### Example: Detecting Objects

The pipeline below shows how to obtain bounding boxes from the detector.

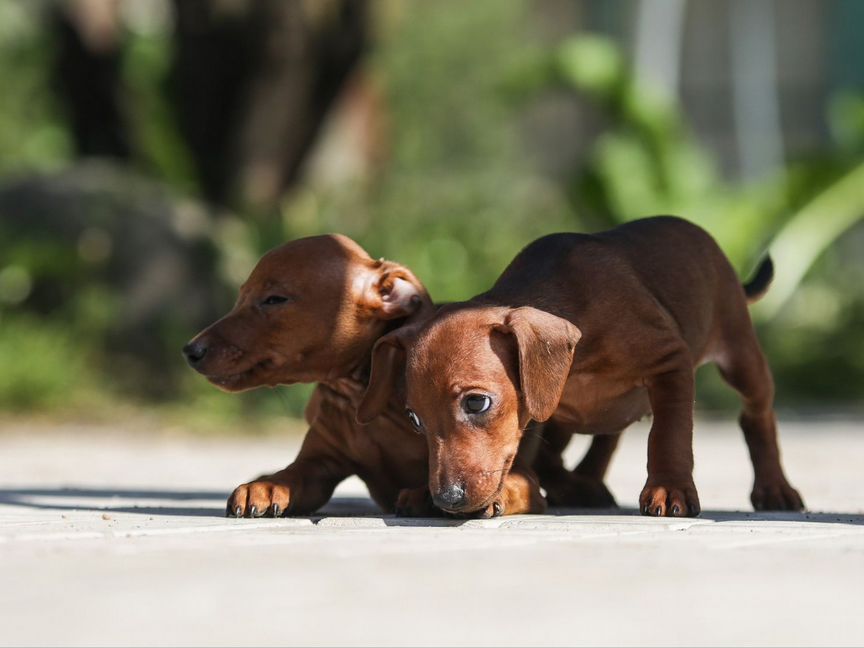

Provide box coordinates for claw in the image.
[492,501,503,517]
[249,505,259,518]
[271,503,281,518]
[671,504,681,516]
[654,505,663,516]
[234,505,242,518]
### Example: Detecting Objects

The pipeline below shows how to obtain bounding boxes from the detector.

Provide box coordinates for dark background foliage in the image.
[0,0,862,425]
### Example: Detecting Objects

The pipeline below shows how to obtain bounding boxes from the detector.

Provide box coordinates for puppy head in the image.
[183,234,431,391]
[359,305,580,514]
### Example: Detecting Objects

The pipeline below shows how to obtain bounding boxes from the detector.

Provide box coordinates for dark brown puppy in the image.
[358,217,804,517]
[183,234,546,517]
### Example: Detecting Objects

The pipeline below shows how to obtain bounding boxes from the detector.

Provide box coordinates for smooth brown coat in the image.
[359,217,804,517]
[183,235,546,517]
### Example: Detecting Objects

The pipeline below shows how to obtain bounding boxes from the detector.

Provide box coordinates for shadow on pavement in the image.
[0,486,228,517]
[1,487,862,526]
[0,487,386,519]
[547,506,864,526]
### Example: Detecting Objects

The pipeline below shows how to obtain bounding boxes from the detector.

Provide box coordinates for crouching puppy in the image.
[358,216,804,517]
[183,234,546,518]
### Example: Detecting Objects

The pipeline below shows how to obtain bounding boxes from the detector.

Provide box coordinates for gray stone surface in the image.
[0,418,862,646]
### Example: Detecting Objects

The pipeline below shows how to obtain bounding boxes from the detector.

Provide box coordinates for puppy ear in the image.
[356,330,409,424]
[494,307,581,422]
[362,261,431,321]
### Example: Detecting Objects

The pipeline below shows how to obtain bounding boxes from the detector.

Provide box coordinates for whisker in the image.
[520,425,553,448]
[273,387,294,419]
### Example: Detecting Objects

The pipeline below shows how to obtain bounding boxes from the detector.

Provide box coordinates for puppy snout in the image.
[182,339,209,368]
[432,481,469,511]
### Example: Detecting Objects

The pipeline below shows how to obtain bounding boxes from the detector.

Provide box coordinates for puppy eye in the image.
[406,408,422,430]
[261,295,290,306]
[463,394,492,414]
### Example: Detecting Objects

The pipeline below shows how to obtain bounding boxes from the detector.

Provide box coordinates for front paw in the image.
[545,473,617,508]
[227,476,293,518]
[751,478,804,511]
[470,480,548,519]
[394,486,442,517]
[640,478,700,517]
[470,500,506,519]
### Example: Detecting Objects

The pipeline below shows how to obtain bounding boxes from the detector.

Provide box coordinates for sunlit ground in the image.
[0,416,862,646]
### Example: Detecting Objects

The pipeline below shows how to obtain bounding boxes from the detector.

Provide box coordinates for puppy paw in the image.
[393,486,441,517]
[471,499,506,519]
[470,478,547,518]
[639,479,700,517]
[545,473,617,508]
[226,475,294,518]
[751,478,804,511]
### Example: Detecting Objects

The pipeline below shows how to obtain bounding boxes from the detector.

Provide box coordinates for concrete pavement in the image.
[0,417,862,646]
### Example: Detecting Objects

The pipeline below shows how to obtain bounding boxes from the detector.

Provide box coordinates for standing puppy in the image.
[358,217,804,517]
[183,234,546,517]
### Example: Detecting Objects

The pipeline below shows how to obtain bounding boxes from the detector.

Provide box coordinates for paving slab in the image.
[0,418,862,647]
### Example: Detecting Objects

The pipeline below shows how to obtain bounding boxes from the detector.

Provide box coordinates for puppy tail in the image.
[743,255,774,304]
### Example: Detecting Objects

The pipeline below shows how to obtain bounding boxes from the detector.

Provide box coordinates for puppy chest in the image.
[552,377,651,434]
[348,419,427,471]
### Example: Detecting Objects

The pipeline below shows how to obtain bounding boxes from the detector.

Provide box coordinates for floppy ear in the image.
[356,330,409,424]
[494,307,581,422]
[362,261,431,321]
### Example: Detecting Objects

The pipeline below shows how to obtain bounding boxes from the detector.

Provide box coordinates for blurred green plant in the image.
[0,314,102,411]
[278,0,574,302]
[534,34,864,408]
[0,2,862,419]
[0,2,72,175]
[123,26,200,196]
[538,35,864,281]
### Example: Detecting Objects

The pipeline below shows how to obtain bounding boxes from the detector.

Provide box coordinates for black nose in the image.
[432,482,468,511]
[182,340,208,367]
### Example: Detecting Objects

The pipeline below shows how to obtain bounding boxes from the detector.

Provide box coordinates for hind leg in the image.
[716,335,804,511]
[535,421,619,508]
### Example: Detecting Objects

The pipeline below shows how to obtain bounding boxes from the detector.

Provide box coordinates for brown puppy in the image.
[183,234,546,517]
[358,217,804,517]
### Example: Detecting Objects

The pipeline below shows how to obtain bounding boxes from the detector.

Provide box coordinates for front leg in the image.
[395,469,547,519]
[226,461,340,518]
[394,467,548,519]
[227,431,351,518]
[471,467,548,518]
[640,363,701,517]
[393,485,442,517]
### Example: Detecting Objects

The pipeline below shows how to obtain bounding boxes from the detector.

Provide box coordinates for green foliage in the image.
[0,2,862,418]
[123,28,200,195]
[280,0,574,302]
[0,314,102,411]
[756,162,864,315]
[0,2,72,175]
[549,34,864,280]
[538,33,864,407]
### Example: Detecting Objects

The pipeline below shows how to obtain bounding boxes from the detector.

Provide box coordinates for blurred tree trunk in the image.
[51,0,131,158]
[170,0,369,209]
